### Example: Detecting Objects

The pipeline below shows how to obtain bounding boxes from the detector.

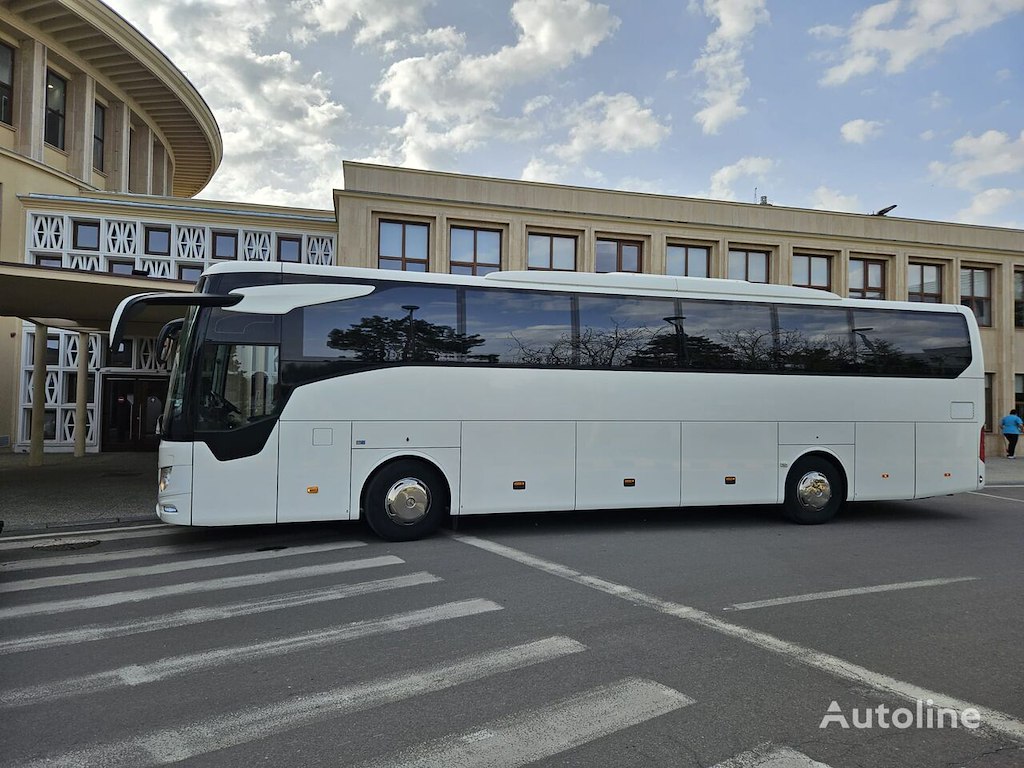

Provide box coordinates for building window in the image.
[667,244,709,278]
[960,267,992,326]
[450,226,501,275]
[35,255,62,268]
[379,220,429,271]
[1016,375,1024,418]
[0,43,13,126]
[93,103,106,172]
[908,263,942,303]
[728,248,769,283]
[985,373,993,432]
[793,253,831,290]
[1014,270,1024,328]
[528,233,576,271]
[596,238,642,273]
[849,257,886,299]
[44,70,67,149]
[144,226,171,256]
[178,265,203,282]
[212,231,237,260]
[108,260,134,275]
[277,235,301,263]
[72,221,100,251]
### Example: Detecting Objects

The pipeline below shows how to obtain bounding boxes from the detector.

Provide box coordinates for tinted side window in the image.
[302,284,461,362]
[851,308,971,376]
[577,294,678,368]
[776,306,854,373]
[464,288,573,365]
[678,300,774,371]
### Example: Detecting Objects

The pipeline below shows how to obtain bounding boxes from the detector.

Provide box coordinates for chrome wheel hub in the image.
[385,478,430,525]
[796,471,831,510]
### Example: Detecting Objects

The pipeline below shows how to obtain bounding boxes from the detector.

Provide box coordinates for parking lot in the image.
[1,476,1022,766]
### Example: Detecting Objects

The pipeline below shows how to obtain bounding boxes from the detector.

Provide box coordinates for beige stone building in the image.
[1,1,1022,458]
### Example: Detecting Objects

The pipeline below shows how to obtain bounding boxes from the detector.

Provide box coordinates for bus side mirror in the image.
[156,319,184,366]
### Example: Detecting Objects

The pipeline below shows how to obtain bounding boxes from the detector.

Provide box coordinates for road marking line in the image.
[19,636,586,768]
[3,540,264,572]
[724,577,978,612]
[0,555,403,620]
[977,485,1024,489]
[0,541,366,593]
[0,571,440,656]
[970,491,1024,504]
[355,677,693,768]
[711,743,832,767]
[0,525,175,549]
[0,598,502,709]
[451,533,1024,744]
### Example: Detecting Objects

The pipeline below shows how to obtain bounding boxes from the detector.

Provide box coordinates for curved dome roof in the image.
[14,0,222,197]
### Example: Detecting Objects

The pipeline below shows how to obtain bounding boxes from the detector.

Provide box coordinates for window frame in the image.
[144,225,171,257]
[792,253,832,291]
[908,262,943,303]
[378,219,430,272]
[527,232,577,271]
[212,230,238,260]
[960,266,993,327]
[71,220,100,251]
[848,257,887,299]
[93,102,106,172]
[728,248,770,283]
[666,243,710,278]
[595,237,642,274]
[44,69,67,150]
[1014,269,1024,328]
[449,225,502,276]
[277,235,302,263]
[0,42,13,126]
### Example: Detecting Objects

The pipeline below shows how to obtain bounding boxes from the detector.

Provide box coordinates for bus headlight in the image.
[159,466,172,493]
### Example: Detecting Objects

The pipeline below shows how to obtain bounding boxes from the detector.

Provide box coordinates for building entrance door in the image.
[102,376,167,451]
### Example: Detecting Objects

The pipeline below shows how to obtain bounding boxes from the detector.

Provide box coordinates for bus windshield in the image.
[195,342,280,431]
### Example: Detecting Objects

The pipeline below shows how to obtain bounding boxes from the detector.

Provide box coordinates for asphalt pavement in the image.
[1,449,1022,534]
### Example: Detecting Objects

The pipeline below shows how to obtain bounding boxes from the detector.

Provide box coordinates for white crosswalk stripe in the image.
[1,598,504,708]
[0,555,404,619]
[0,540,366,592]
[17,636,588,768]
[0,524,179,550]
[0,571,441,656]
[355,677,694,768]
[710,743,834,767]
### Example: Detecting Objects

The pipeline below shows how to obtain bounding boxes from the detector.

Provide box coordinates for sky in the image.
[103,0,1024,228]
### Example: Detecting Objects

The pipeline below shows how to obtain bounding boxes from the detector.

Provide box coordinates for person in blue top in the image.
[1000,408,1024,458]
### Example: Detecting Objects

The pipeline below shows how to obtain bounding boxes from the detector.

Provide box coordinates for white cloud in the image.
[840,118,884,144]
[552,92,670,161]
[374,0,620,166]
[929,129,1024,189]
[920,129,936,140]
[708,155,775,200]
[691,0,769,135]
[819,0,1024,87]
[927,90,950,109]
[521,157,570,183]
[810,186,861,212]
[106,0,347,207]
[297,0,433,46]
[955,188,1021,224]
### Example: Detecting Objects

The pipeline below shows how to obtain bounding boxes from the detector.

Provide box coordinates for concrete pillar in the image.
[67,72,95,181]
[129,121,153,194]
[29,324,47,466]
[15,39,45,161]
[74,331,89,457]
[108,101,130,191]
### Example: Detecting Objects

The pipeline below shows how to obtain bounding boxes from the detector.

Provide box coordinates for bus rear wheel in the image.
[783,456,844,525]
[363,459,448,541]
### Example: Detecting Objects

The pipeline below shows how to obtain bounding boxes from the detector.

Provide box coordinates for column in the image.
[108,101,130,191]
[74,331,89,457]
[28,323,47,466]
[67,72,96,181]
[129,120,153,194]
[15,39,45,161]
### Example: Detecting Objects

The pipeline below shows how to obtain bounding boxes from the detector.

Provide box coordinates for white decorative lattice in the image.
[176,226,206,259]
[307,236,335,265]
[44,371,59,405]
[32,215,64,250]
[106,221,138,255]
[138,338,158,370]
[140,259,172,278]
[61,410,76,442]
[69,254,102,271]
[243,231,272,261]
[63,335,78,369]
[87,335,100,368]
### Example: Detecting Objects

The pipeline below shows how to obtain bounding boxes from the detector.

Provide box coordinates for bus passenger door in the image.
[277,421,353,522]
[191,430,280,525]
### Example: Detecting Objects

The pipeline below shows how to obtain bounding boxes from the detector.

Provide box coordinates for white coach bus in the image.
[112,262,985,541]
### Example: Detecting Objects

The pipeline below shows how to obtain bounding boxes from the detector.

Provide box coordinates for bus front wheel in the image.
[363,459,449,541]
[783,456,844,524]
